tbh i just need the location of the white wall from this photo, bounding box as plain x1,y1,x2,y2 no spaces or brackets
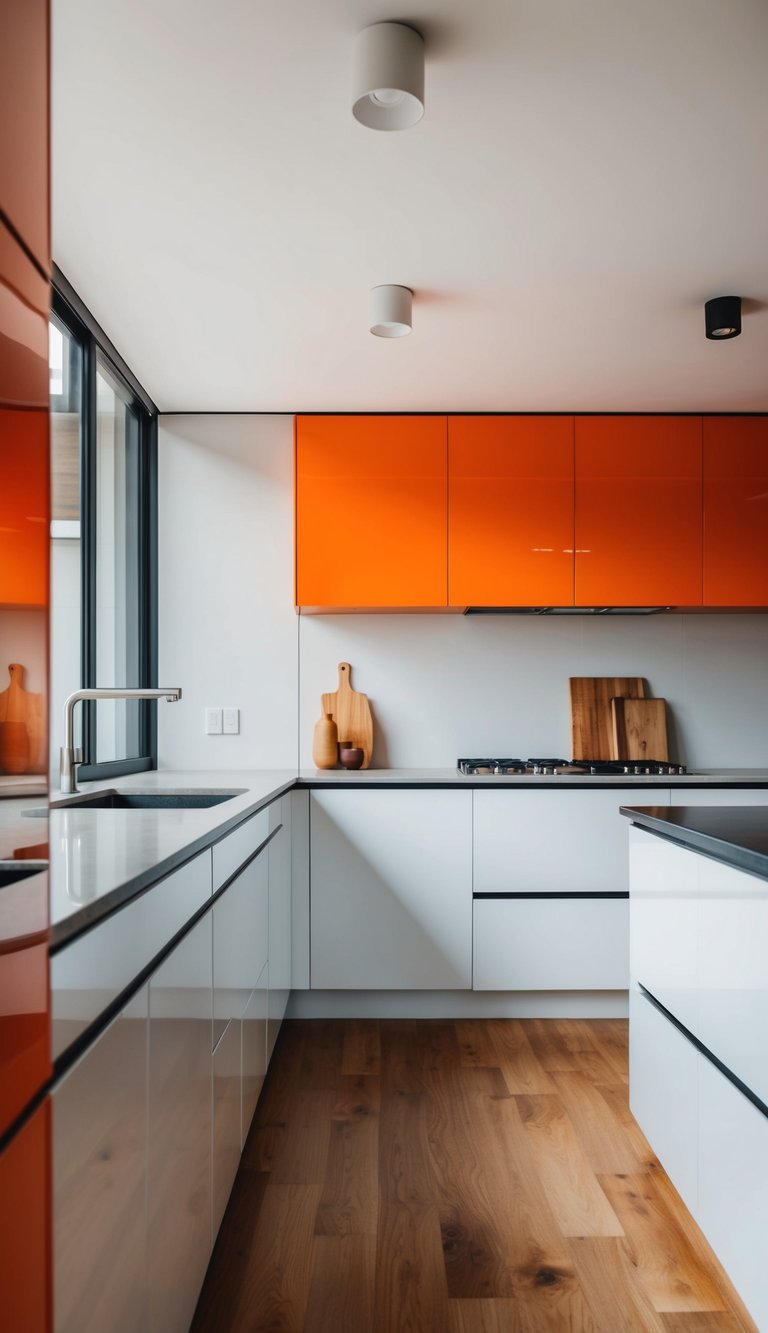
157,415,298,770
157,414,768,773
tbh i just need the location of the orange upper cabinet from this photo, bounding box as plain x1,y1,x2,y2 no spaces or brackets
448,416,574,606
703,417,768,606
296,415,448,608
575,416,702,606
0,0,50,275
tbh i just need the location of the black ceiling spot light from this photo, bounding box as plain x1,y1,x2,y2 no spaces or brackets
705,295,741,339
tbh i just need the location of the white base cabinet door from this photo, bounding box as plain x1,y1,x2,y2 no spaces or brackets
629,988,699,1208
242,962,268,1147
310,789,472,989
473,897,628,990
213,848,268,1048
53,987,148,1333
268,799,291,1063
212,1016,242,1236
147,912,213,1333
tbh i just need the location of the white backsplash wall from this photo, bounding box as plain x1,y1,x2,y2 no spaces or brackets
299,612,768,769
157,415,298,770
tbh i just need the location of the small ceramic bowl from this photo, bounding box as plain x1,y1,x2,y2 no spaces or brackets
339,745,364,770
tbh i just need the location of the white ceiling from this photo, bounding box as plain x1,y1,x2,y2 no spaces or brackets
52,0,768,413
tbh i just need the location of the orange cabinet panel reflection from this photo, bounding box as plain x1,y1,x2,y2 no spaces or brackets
0,0,50,275
449,416,574,606
575,416,702,606
0,1098,51,1333
703,417,768,606
296,415,448,608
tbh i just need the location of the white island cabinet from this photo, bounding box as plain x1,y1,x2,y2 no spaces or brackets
310,789,472,989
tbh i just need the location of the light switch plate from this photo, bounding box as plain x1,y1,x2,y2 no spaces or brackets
223,707,240,735
205,707,223,734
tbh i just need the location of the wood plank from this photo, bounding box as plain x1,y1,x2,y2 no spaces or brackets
341,1019,381,1076
247,1020,306,1173
550,1071,647,1174
524,1019,582,1073
567,1237,667,1332
269,1087,334,1186
302,1234,375,1332
661,1316,752,1333
380,1019,430,1096
455,1019,501,1069
581,1017,631,1083
446,1297,531,1332
487,1020,557,1095
598,1173,728,1313
516,1095,625,1237
300,1018,345,1090
315,1115,378,1237
552,1018,622,1084
595,1082,659,1169
331,1073,381,1121
190,1166,270,1332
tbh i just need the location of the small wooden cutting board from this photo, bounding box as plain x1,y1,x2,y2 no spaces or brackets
611,697,669,762
321,663,373,769
0,663,45,775
569,676,646,760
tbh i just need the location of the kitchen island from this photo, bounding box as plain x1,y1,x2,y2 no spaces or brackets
622,801,768,1331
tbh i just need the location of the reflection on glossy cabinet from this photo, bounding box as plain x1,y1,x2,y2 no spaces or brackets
575,416,702,605
242,963,268,1148
268,800,291,1063
0,0,50,274
703,416,768,605
53,987,148,1333
147,914,212,1333
212,1017,241,1236
449,415,574,606
0,1097,50,1333
296,414,448,607
310,789,472,989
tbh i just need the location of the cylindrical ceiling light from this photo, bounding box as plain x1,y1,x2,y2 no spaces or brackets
370,285,412,337
705,295,741,339
352,22,424,130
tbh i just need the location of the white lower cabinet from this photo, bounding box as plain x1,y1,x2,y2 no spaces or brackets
473,897,628,990
629,988,699,1207
147,912,213,1333
53,987,149,1333
310,789,472,989
268,798,292,1062
213,847,269,1048
242,962,269,1146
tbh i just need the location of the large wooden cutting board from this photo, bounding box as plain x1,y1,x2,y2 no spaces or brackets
611,697,669,762
0,663,45,775
321,663,373,769
569,676,646,760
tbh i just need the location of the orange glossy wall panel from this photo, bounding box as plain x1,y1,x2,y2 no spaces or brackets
0,1098,51,1333
575,416,702,606
449,416,574,606
0,0,50,275
703,417,768,606
296,415,448,607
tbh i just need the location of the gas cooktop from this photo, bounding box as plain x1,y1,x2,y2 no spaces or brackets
457,757,687,776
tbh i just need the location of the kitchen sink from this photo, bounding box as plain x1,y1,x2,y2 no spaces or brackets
0,861,48,888
44,789,247,812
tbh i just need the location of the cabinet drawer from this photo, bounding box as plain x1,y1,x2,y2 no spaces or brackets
629,825,699,1035
629,989,699,1209
212,808,270,890
51,849,212,1060
213,849,269,1046
242,963,268,1147
472,897,628,990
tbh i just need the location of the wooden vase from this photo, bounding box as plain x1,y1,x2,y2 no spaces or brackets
312,711,338,769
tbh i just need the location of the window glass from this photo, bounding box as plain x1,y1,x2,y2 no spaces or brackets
49,315,83,767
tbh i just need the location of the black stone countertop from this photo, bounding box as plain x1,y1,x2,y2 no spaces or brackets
620,805,768,882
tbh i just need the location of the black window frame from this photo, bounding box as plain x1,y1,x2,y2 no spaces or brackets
51,267,159,780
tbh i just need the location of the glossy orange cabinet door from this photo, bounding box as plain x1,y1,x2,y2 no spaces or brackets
0,1099,51,1333
0,0,50,275
296,415,448,608
575,416,702,606
703,417,768,606
449,416,574,606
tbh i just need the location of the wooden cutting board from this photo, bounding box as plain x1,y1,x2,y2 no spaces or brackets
611,697,669,762
569,676,646,760
0,663,45,775
321,663,373,769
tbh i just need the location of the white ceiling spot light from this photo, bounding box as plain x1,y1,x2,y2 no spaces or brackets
352,22,424,130
370,285,413,338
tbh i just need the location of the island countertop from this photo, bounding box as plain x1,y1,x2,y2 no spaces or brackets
621,804,768,881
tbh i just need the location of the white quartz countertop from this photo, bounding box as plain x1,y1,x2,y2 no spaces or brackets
1,766,766,947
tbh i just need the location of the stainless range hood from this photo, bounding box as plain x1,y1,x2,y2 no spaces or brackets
464,606,671,616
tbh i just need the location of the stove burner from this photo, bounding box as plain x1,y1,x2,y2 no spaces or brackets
457,757,686,776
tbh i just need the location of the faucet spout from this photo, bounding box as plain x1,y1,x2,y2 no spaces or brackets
60,687,183,794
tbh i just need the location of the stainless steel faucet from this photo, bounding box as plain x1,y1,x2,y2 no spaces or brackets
59,687,183,794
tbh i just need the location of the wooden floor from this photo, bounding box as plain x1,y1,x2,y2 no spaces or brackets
191,1018,756,1333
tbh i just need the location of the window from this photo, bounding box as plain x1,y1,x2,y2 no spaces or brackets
50,271,157,781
